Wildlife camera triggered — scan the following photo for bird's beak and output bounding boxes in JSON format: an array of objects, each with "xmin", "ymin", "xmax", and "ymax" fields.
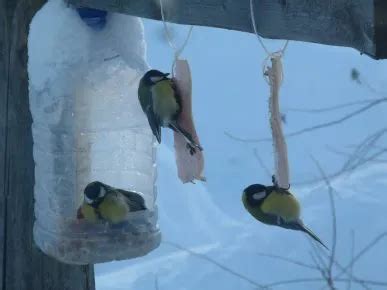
[
  {"xmin": 163, "ymin": 73, "xmax": 170, "ymax": 77},
  {"xmin": 77, "ymin": 207, "xmax": 84, "ymax": 219}
]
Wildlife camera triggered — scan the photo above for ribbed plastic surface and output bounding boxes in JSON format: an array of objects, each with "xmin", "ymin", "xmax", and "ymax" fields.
[{"xmin": 28, "ymin": 0, "xmax": 160, "ymax": 265}]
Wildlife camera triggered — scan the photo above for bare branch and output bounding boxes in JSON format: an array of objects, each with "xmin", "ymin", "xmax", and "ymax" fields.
[
  {"xmin": 286, "ymin": 99, "xmax": 376, "ymax": 114},
  {"xmin": 347, "ymin": 231, "xmax": 355, "ymax": 290},
  {"xmin": 351, "ymin": 69, "xmax": 386, "ymax": 96},
  {"xmin": 311, "ymin": 157, "xmax": 337, "ymax": 283},
  {"xmin": 253, "ymin": 148, "xmax": 272, "ymax": 179},
  {"xmin": 264, "ymin": 277, "xmax": 325, "ymax": 288},
  {"xmin": 310, "ymin": 249, "xmax": 330, "ymax": 286},
  {"xmin": 341, "ymin": 128, "xmax": 387, "ymax": 172},
  {"xmin": 225, "ymin": 98, "xmax": 387, "ymax": 143},
  {"xmin": 154, "ymin": 274, "xmax": 160, "ymax": 290},
  {"xmin": 266, "ymin": 277, "xmax": 387, "ymax": 288},
  {"xmin": 255, "ymin": 252, "xmax": 319, "ymax": 270},
  {"xmin": 326, "ymin": 146, "xmax": 387, "ymax": 164},
  {"xmin": 295, "ymin": 140, "xmax": 387, "ymax": 185},
  {"xmin": 309, "ymin": 243, "xmax": 328, "ymax": 275},
  {"xmin": 283, "ymin": 98, "xmax": 387, "ymax": 140},
  {"xmin": 317, "ymin": 241, "xmax": 371, "ymax": 290},
  {"xmin": 224, "ymin": 131, "xmax": 272, "ymax": 143},
  {"xmin": 334, "ymin": 232, "xmax": 387, "ymax": 281},
  {"xmin": 162, "ymin": 241, "xmax": 267, "ymax": 289}
]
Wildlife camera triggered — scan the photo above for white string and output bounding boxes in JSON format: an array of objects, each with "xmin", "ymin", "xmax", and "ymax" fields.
[
  {"xmin": 249, "ymin": 0, "xmax": 289, "ymax": 57},
  {"xmin": 249, "ymin": 0, "xmax": 290, "ymax": 187},
  {"xmin": 159, "ymin": 0, "xmax": 194, "ymax": 75},
  {"xmin": 249, "ymin": 0, "xmax": 289, "ymax": 84}
]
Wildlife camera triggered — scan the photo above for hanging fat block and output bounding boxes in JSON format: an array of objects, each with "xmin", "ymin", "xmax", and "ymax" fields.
[
  {"xmin": 173, "ymin": 60, "xmax": 206, "ymax": 183},
  {"xmin": 28, "ymin": 0, "xmax": 160, "ymax": 264}
]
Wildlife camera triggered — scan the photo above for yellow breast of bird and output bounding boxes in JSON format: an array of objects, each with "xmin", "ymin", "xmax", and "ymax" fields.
[
  {"xmin": 80, "ymin": 203, "xmax": 99, "ymax": 223},
  {"xmin": 151, "ymin": 80, "xmax": 180, "ymax": 120},
  {"xmin": 261, "ymin": 191, "xmax": 300, "ymax": 222},
  {"xmin": 98, "ymin": 194, "xmax": 129, "ymax": 224}
]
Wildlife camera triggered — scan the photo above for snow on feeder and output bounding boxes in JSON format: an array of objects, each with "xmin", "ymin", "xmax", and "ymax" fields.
[{"xmin": 28, "ymin": 0, "xmax": 160, "ymax": 264}]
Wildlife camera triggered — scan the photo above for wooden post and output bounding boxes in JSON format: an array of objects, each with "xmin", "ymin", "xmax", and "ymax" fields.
[
  {"xmin": 0, "ymin": 0, "xmax": 95, "ymax": 289},
  {"xmin": 68, "ymin": 0, "xmax": 387, "ymax": 59}
]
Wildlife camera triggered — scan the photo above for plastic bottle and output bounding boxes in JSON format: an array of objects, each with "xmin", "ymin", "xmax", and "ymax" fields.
[{"xmin": 28, "ymin": 0, "xmax": 160, "ymax": 264}]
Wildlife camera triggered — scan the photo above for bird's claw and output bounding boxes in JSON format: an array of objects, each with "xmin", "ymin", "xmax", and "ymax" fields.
[
  {"xmin": 272, "ymin": 175, "xmax": 290, "ymax": 191},
  {"xmin": 186, "ymin": 143, "xmax": 197, "ymax": 155}
]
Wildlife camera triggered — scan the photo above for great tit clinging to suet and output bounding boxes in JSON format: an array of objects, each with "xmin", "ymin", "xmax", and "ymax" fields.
[
  {"xmin": 138, "ymin": 69, "xmax": 203, "ymax": 155},
  {"xmin": 242, "ymin": 177, "xmax": 328, "ymax": 249},
  {"xmin": 77, "ymin": 181, "xmax": 147, "ymax": 224}
]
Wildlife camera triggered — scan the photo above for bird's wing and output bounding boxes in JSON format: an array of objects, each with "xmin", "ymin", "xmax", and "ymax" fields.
[
  {"xmin": 138, "ymin": 84, "xmax": 162, "ymax": 143},
  {"xmin": 146, "ymin": 107, "xmax": 162, "ymax": 143},
  {"xmin": 261, "ymin": 190, "xmax": 300, "ymax": 222},
  {"xmin": 118, "ymin": 189, "xmax": 147, "ymax": 211},
  {"xmin": 171, "ymin": 78, "xmax": 183, "ymax": 114}
]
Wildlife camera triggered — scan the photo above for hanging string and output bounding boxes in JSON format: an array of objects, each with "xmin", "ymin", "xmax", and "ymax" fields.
[
  {"xmin": 249, "ymin": 0, "xmax": 289, "ymax": 84},
  {"xmin": 249, "ymin": 0, "xmax": 289, "ymax": 57},
  {"xmin": 159, "ymin": 0, "xmax": 193, "ymax": 75},
  {"xmin": 249, "ymin": 0, "xmax": 290, "ymax": 188}
]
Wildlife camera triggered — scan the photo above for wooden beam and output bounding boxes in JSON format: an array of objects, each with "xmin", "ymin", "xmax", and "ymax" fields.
[
  {"xmin": 375, "ymin": 0, "xmax": 387, "ymax": 58},
  {"xmin": 66, "ymin": 0, "xmax": 386, "ymax": 59},
  {"xmin": 0, "ymin": 0, "xmax": 95, "ymax": 289}
]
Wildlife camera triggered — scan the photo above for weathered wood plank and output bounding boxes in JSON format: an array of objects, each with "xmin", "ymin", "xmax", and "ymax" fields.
[
  {"xmin": 0, "ymin": 0, "xmax": 95, "ymax": 289},
  {"xmin": 0, "ymin": 0, "xmax": 8, "ymax": 288},
  {"xmin": 375, "ymin": 0, "xmax": 387, "ymax": 58},
  {"xmin": 67, "ymin": 0, "xmax": 386, "ymax": 59}
]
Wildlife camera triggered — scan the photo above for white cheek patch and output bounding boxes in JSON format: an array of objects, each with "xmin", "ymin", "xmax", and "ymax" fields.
[
  {"xmin": 150, "ymin": 76, "xmax": 164, "ymax": 83},
  {"xmin": 252, "ymin": 192, "xmax": 266, "ymax": 200},
  {"xmin": 99, "ymin": 187, "xmax": 106, "ymax": 198},
  {"xmin": 84, "ymin": 196, "xmax": 93, "ymax": 204}
]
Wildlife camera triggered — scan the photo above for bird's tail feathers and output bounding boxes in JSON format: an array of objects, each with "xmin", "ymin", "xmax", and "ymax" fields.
[
  {"xmin": 297, "ymin": 220, "xmax": 329, "ymax": 250},
  {"xmin": 119, "ymin": 190, "xmax": 147, "ymax": 211}
]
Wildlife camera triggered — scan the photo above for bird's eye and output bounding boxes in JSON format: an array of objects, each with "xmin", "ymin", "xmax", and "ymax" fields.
[
  {"xmin": 150, "ymin": 76, "xmax": 164, "ymax": 83},
  {"xmin": 252, "ymin": 192, "xmax": 266, "ymax": 200}
]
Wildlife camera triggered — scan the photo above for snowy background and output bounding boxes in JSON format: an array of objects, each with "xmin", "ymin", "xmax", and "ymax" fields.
[{"xmin": 95, "ymin": 18, "xmax": 387, "ymax": 290}]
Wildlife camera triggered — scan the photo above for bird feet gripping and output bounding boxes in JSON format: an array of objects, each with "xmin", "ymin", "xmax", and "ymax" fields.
[
  {"xmin": 186, "ymin": 141, "xmax": 203, "ymax": 155},
  {"xmin": 272, "ymin": 175, "xmax": 290, "ymax": 192}
]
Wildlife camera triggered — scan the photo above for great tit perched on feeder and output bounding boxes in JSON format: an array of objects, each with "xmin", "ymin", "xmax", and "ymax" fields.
[
  {"xmin": 77, "ymin": 181, "xmax": 147, "ymax": 224},
  {"xmin": 138, "ymin": 69, "xmax": 203, "ymax": 155},
  {"xmin": 242, "ymin": 176, "xmax": 328, "ymax": 249}
]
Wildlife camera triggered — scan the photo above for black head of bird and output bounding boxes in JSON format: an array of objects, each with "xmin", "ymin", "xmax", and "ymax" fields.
[
  {"xmin": 141, "ymin": 69, "xmax": 170, "ymax": 86},
  {"xmin": 84, "ymin": 181, "xmax": 108, "ymax": 206},
  {"xmin": 243, "ymin": 183, "xmax": 269, "ymax": 206}
]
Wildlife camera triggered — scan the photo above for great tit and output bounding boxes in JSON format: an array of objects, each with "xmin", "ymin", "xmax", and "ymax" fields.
[
  {"xmin": 242, "ymin": 178, "xmax": 328, "ymax": 249},
  {"xmin": 77, "ymin": 181, "xmax": 147, "ymax": 224},
  {"xmin": 138, "ymin": 69, "xmax": 203, "ymax": 155}
]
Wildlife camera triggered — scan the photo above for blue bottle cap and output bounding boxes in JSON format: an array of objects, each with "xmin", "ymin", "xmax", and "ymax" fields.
[{"xmin": 77, "ymin": 7, "xmax": 108, "ymax": 30}]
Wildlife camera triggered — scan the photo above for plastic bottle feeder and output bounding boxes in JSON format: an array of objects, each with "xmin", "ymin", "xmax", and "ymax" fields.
[{"xmin": 28, "ymin": 1, "xmax": 160, "ymax": 264}]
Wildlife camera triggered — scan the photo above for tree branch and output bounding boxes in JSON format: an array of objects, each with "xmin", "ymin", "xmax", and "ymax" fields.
[
  {"xmin": 226, "ymin": 98, "xmax": 387, "ymax": 143},
  {"xmin": 333, "ymin": 232, "xmax": 387, "ymax": 281},
  {"xmin": 162, "ymin": 241, "xmax": 267, "ymax": 289}
]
